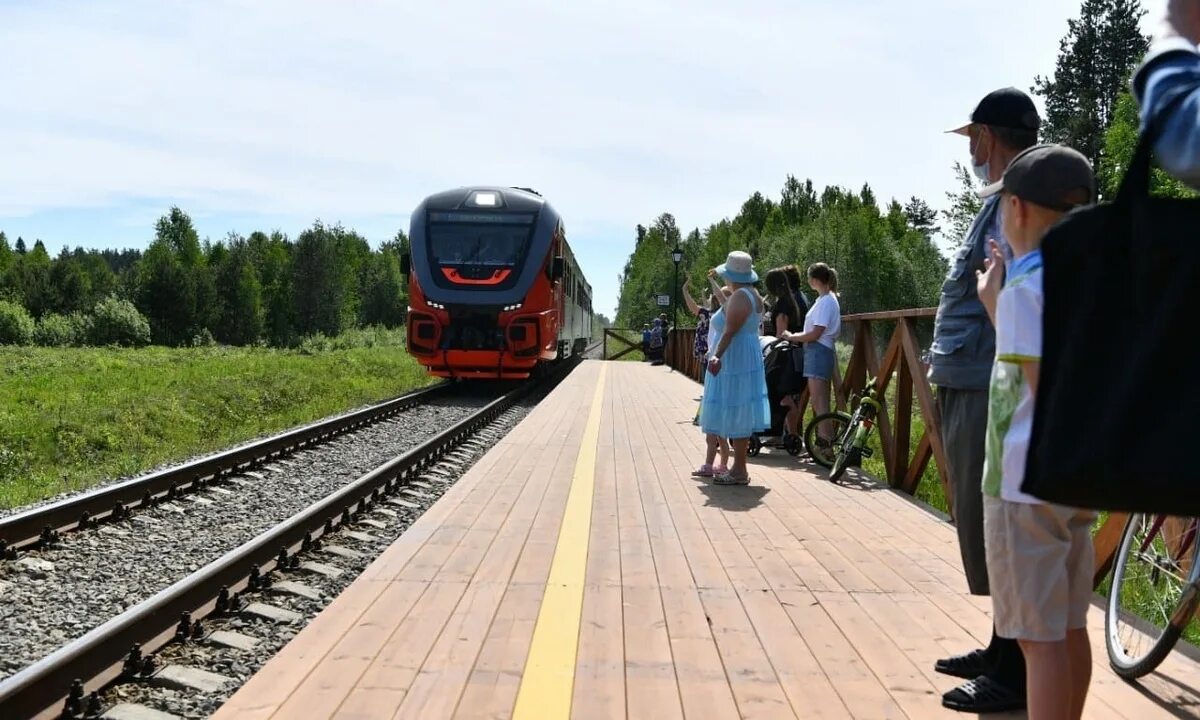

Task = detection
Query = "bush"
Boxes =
[0,300,35,345]
[34,313,79,347]
[90,297,151,347]
[189,328,216,348]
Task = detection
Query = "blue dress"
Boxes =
[700,288,770,439]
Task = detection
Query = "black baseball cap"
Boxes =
[948,87,1041,136]
[979,144,1095,211]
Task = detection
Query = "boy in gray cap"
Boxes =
[966,144,1097,719]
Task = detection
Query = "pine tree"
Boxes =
[15,237,27,255]
[1032,0,1149,170]
[941,162,983,246]
[903,197,940,238]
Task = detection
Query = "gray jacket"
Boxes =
[928,195,1003,390]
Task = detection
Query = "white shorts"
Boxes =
[984,496,1097,642]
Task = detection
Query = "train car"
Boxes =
[402,186,593,380]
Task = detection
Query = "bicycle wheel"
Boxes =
[829,431,861,482]
[1106,513,1200,678]
[804,412,850,468]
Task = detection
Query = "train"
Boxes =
[402,186,593,380]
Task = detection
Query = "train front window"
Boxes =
[426,212,534,283]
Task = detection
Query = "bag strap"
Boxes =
[1114,89,1194,206]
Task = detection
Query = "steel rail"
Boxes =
[0,364,562,720]
[0,382,452,556]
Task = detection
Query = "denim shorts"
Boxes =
[803,342,835,380]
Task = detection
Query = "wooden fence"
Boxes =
[661,307,1126,587]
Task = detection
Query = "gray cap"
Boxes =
[980,144,1095,211]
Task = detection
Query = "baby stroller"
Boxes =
[747,338,804,457]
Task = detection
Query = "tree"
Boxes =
[1098,91,1198,199]
[942,162,983,246]
[213,235,265,345]
[292,221,359,337]
[903,197,940,238]
[15,237,26,255]
[359,251,406,328]
[48,252,92,315]
[1032,0,1148,170]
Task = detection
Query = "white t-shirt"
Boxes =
[803,293,841,349]
[982,265,1041,504]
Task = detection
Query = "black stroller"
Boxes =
[747,338,804,457]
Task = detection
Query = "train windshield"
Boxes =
[426,211,534,271]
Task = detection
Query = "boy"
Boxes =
[974,144,1097,720]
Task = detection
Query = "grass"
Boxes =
[0,327,434,509]
[601,328,647,362]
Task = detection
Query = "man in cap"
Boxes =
[931,87,1040,713]
[1133,0,1200,189]
[974,144,1097,719]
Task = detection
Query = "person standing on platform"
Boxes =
[699,251,770,485]
[1133,0,1200,189]
[932,87,1040,714]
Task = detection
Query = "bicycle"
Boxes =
[1105,512,1200,678]
[803,376,882,482]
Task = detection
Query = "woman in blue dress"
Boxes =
[699,251,771,485]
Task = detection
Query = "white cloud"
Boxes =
[0,0,1168,316]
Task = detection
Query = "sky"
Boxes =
[0,0,1169,319]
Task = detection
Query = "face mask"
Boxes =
[971,131,991,182]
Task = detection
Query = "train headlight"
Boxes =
[427,300,445,310]
[471,191,499,207]
[503,303,523,312]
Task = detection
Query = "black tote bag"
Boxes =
[1021,103,1200,515]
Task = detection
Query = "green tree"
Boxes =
[903,197,940,238]
[213,235,265,345]
[1032,0,1148,170]
[941,162,983,246]
[137,207,217,344]
[1098,91,1199,199]
[48,250,93,315]
[248,230,294,347]
[15,237,26,255]
[292,221,360,337]
[359,250,406,328]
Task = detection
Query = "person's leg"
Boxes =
[1066,628,1091,720]
[717,437,730,470]
[809,377,831,439]
[1019,639,1072,720]
[937,387,1019,692]
[941,498,1025,713]
[1064,509,1096,719]
[728,438,749,477]
[704,433,719,467]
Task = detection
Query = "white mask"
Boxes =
[972,161,991,182]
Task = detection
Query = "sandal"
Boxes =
[941,676,1025,713]
[692,464,714,477]
[713,465,728,475]
[710,472,750,485]
[935,648,993,680]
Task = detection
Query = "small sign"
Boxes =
[655,294,671,307]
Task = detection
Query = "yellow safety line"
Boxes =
[512,363,607,719]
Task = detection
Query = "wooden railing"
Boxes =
[660,307,1124,587]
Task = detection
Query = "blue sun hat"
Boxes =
[715,250,758,284]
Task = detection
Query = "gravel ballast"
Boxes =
[0,393,497,684]
[100,396,543,719]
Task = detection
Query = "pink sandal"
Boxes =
[692,464,715,477]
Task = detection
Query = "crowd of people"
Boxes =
[656,3,1200,717]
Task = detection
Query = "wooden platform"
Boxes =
[214,360,1200,719]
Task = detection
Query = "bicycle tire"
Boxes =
[1105,513,1200,678]
[803,412,851,468]
[830,448,859,482]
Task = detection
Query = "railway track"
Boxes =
[0,360,574,720]
[0,382,456,557]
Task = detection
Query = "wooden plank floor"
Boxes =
[214,360,1200,719]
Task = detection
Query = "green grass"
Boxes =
[0,327,434,509]
[601,329,647,362]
